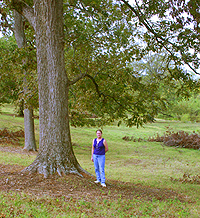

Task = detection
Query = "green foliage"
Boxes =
[63,0,199,127]
[175,95,200,122]
[1,0,199,127]
[158,94,200,122]
[0,36,38,113]
[132,0,200,73]
[131,52,200,122]
[64,0,154,127]
[0,37,20,104]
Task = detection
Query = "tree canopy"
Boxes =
[1,0,199,127]
[121,0,200,75]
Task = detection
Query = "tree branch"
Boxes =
[85,74,102,97]
[14,10,26,48]
[85,74,135,113]
[121,0,200,75]
[68,51,87,85]
[11,0,35,31]
[68,72,87,85]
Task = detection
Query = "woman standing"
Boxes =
[91,129,108,187]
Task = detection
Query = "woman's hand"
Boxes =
[91,156,94,162]
[103,139,109,153]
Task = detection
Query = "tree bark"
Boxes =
[22,0,83,177]
[14,10,37,151]
[24,108,36,151]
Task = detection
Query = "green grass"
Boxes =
[0,151,36,166]
[0,103,16,115]
[0,192,192,217]
[0,104,200,217]
[71,124,200,212]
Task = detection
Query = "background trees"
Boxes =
[131,52,200,121]
[0,37,20,106]
[0,5,38,151]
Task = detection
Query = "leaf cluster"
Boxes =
[64,0,162,127]
[0,36,38,109]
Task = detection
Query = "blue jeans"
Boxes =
[93,154,106,184]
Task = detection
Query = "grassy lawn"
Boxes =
[0,104,200,217]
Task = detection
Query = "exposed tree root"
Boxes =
[22,156,94,179]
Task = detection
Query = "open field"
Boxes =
[0,104,200,217]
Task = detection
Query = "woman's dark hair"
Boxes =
[96,129,102,134]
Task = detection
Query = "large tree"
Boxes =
[10,0,85,177]
[4,0,199,177]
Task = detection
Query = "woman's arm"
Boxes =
[91,139,94,162]
[103,139,108,153]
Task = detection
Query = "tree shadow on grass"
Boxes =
[0,164,192,204]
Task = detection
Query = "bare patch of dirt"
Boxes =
[0,163,191,203]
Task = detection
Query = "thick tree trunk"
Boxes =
[14,10,37,151]
[24,0,83,177]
